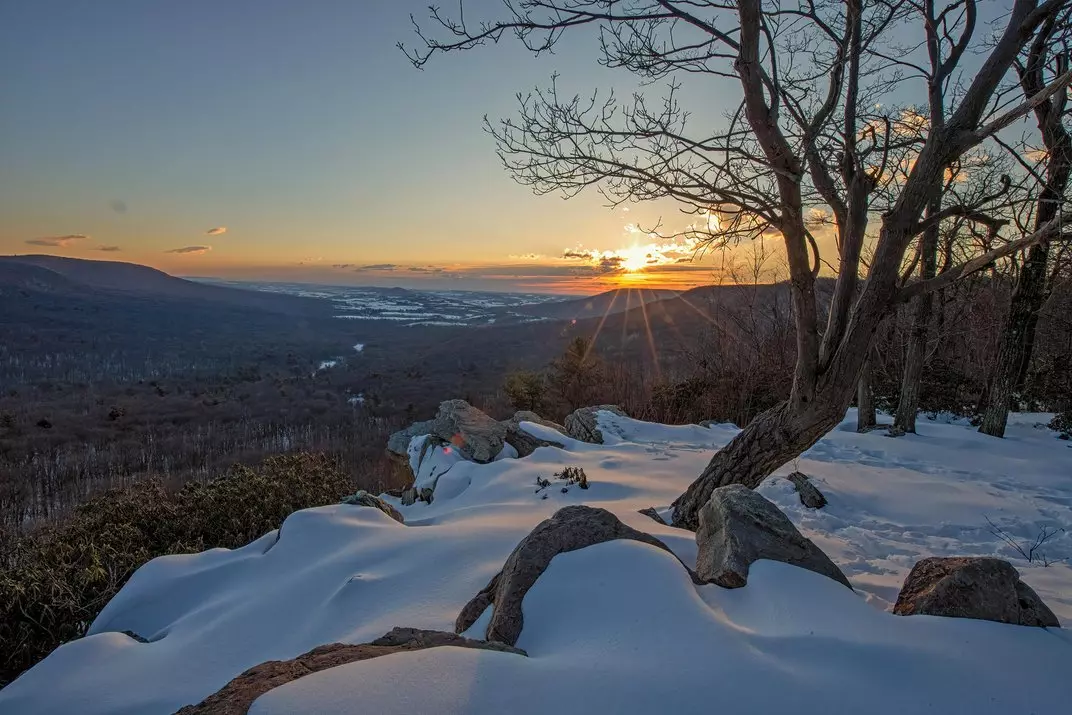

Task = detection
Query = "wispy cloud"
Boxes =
[25,234,89,247]
[206,227,227,236]
[408,266,445,274]
[508,253,544,260]
[165,245,212,255]
[357,263,398,271]
[95,245,122,252]
[332,263,354,269]
[109,199,128,214]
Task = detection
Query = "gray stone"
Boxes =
[502,410,565,457]
[429,399,507,463]
[696,484,852,589]
[893,557,1059,627]
[341,490,404,523]
[175,628,525,715]
[638,507,666,525]
[455,505,678,645]
[786,472,828,509]
[563,405,627,444]
[386,419,435,459]
[385,401,507,489]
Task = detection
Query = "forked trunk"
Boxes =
[670,398,845,530]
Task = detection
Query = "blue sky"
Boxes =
[3,0,720,291]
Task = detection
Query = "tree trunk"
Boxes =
[856,356,876,431]
[979,242,1052,437]
[671,398,846,530]
[981,35,1072,437]
[894,196,941,433]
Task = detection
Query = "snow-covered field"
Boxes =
[1,411,1070,714]
[203,281,567,326]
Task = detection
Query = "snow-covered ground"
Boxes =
[1,411,1070,714]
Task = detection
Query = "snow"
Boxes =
[2,411,1070,714]
[352,343,365,353]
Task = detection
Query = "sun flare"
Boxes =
[619,245,651,272]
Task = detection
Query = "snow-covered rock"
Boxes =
[176,628,525,715]
[502,411,565,457]
[2,410,1070,714]
[340,490,404,523]
[454,505,679,645]
[563,404,626,443]
[696,484,852,589]
[893,556,1059,627]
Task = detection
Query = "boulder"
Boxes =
[786,472,828,509]
[893,557,1059,627]
[340,490,404,523]
[563,405,626,444]
[455,505,678,645]
[175,628,526,715]
[429,399,507,463]
[385,401,506,502]
[502,410,565,457]
[696,484,852,589]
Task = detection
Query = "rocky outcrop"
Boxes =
[893,557,1059,627]
[174,628,526,715]
[502,410,565,457]
[786,472,828,509]
[563,405,626,444]
[386,400,506,467]
[455,505,676,645]
[385,400,507,503]
[695,484,852,589]
[340,490,404,523]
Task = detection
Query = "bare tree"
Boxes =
[980,9,1072,437]
[406,0,1072,529]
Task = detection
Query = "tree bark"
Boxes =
[894,197,942,433]
[857,355,876,431]
[979,242,1053,436]
[979,26,1071,437]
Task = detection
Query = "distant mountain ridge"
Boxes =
[0,255,328,316]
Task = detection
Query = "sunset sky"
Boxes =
[1,1,847,293]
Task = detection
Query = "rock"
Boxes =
[386,419,434,459]
[502,410,564,457]
[455,505,678,645]
[786,472,827,509]
[429,399,507,463]
[696,484,852,589]
[399,486,417,506]
[638,507,666,525]
[175,628,526,715]
[340,490,404,523]
[120,630,148,643]
[385,401,505,502]
[893,557,1059,627]
[563,405,626,444]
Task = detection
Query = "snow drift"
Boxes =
[1,411,1069,714]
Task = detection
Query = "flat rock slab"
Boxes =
[174,628,525,715]
[893,557,1059,627]
[455,505,676,645]
[786,472,827,509]
[696,484,851,589]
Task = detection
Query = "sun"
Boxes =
[619,245,650,272]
